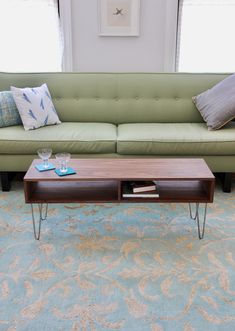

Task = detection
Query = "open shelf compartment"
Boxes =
[24,180,119,203]
[24,178,214,204]
[120,179,213,203]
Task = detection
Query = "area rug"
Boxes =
[0,181,235,331]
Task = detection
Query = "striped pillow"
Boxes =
[0,91,22,127]
[193,74,235,130]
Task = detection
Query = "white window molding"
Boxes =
[163,0,179,72]
[59,0,74,71]
[177,0,235,72]
[0,0,63,72]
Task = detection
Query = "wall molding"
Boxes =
[59,0,73,71]
[163,0,179,72]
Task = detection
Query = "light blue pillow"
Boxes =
[11,83,61,131]
[0,91,22,127]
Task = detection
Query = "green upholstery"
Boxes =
[0,123,117,154]
[117,122,235,155]
[1,72,235,174]
[0,72,230,124]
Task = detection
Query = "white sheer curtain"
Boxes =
[177,0,235,72]
[0,0,63,72]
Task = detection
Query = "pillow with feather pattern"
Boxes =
[11,83,61,130]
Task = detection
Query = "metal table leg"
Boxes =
[189,203,207,239]
[31,204,48,240]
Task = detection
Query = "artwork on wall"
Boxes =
[98,0,140,36]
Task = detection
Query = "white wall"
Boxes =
[70,0,178,72]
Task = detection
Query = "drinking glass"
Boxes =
[55,153,71,173]
[37,148,52,169]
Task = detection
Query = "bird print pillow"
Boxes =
[11,83,61,130]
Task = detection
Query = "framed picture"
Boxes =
[98,0,140,36]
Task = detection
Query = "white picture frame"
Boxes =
[98,0,140,36]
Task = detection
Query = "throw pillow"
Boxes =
[11,83,61,130]
[192,74,235,130]
[0,91,22,128]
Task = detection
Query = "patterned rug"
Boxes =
[0,181,235,331]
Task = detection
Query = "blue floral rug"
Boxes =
[0,181,235,331]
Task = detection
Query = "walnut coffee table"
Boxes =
[24,158,215,240]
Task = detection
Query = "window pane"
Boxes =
[177,0,235,72]
[0,0,63,72]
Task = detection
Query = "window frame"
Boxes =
[176,0,235,72]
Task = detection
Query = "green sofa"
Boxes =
[0,72,234,191]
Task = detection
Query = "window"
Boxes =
[176,0,235,72]
[0,0,63,72]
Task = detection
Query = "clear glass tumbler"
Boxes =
[55,153,71,173]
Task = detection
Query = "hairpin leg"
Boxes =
[38,203,48,221]
[189,203,207,239]
[31,203,48,240]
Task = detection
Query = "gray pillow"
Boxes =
[193,74,235,130]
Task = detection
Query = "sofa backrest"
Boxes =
[0,72,229,124]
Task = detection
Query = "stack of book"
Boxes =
[122,181,159,198]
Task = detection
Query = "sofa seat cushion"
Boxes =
[0,122,117,154]
[117,123,235,155]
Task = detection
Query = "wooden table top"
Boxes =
[24,158,215,181]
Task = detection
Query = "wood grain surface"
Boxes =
[24,158,215,203]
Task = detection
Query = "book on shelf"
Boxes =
[122,182,159,198]
[129,181,157,193]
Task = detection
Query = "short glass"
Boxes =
[37,148,52,169]
[55,153,71,173]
